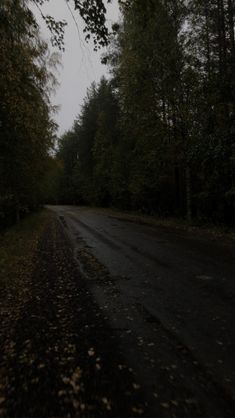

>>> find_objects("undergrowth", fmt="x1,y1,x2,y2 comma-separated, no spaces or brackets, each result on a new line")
0,210,52,290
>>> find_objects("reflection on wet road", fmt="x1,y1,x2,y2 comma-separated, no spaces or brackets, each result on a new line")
49,205,235,416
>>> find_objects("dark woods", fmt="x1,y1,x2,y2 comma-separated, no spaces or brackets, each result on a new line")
0,0,57,228
0,0,109,229
1,0,234,227
54,0,235,225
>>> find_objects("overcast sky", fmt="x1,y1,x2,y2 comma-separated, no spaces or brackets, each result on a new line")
33,0,120,136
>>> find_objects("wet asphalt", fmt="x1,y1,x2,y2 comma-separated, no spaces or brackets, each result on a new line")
0,206,234,417
46,205,235,417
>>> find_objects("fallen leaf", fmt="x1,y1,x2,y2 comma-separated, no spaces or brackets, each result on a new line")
101,397,112,410
38,363,45,369
185,398,196,405
161,402,170,409
171,400,179,407
58,390,66,397
132,406,144,415
88,348,95,356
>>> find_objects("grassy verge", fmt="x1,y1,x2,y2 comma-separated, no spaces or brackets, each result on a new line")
0,209,52,290
92,207,235,243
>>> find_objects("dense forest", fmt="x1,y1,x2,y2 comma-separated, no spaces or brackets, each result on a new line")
53,0,235,225
1,0,234,227
0,0,109,228
0,0,58,228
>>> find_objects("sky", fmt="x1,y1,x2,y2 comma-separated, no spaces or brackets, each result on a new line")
33,0,120,136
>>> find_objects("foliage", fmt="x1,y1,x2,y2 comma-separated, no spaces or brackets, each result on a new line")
33,0,112,50
0,0,57,227
0,209,51,291
45,0,235,225
56,78,119,206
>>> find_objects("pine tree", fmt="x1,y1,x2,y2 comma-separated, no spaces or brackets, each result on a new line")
0,0,57,225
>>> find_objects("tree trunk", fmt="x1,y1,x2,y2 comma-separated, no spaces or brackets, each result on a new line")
186,166,192,224
217,0,224,78
205,3,211,80
219,0,227,69
15,196,20,225
228,0,235,56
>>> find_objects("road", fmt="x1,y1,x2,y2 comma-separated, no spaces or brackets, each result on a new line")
47,205,235,417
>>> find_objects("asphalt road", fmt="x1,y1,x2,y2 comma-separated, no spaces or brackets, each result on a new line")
47,205,235,417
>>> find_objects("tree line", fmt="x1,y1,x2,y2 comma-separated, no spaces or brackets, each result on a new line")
53,0,234,225
1,0,234,226
0,0,111,228
0,0,58,227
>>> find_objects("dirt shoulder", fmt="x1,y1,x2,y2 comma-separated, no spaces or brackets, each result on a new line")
86,206,235,244
0,212,146,418
0,210,52,342
1,209,234,417
0,210,52,292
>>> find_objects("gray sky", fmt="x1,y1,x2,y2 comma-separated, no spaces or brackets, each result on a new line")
33,0,120,136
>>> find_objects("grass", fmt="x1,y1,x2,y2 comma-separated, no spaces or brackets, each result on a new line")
92,206,235,243
0,209,52,290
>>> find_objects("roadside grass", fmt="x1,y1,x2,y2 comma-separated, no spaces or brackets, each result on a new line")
92,207,235,243
0,209,52,290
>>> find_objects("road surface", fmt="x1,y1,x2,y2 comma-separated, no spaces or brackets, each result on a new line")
46,205,235,417
1,205,234,417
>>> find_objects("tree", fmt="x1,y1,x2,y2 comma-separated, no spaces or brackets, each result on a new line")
31,0,112,50
50,0,234,225
185,0,235,222
56,78,119,205
106,0,187,214
0,0,57,226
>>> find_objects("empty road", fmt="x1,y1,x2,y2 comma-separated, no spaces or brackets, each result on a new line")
47,205,235,417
